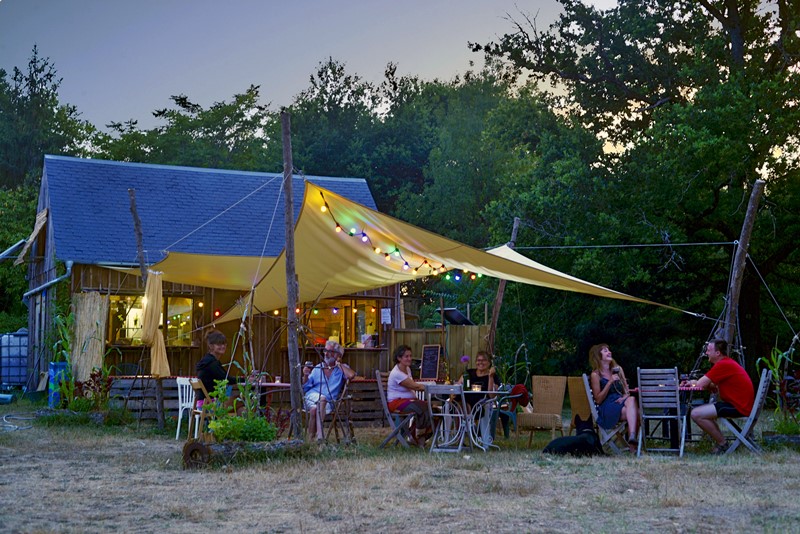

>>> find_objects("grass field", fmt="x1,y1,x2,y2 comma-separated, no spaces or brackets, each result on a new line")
2,402,799,533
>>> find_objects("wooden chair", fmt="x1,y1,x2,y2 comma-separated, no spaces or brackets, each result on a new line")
517,375,566,447
426,383,471,453
583,373,627,454
567,376,592,435
636,367,686,457
721,368,771,455
187,378,213,444
324,380,355,444
375,370,413,448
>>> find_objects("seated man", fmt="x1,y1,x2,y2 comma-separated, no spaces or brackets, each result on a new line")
303,341,355,442
688,339,754,454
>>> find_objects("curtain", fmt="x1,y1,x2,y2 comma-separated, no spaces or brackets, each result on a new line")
142,271,170,377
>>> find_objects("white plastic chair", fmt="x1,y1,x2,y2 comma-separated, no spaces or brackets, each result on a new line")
175,377,197,440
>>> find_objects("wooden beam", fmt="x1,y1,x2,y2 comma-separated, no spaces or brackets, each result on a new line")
722,179,765,356
281,111,303,440
487,217,520,355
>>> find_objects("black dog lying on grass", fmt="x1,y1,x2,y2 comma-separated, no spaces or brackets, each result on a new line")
542,414,605,457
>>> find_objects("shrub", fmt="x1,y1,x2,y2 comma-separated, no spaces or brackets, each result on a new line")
208,416,277,442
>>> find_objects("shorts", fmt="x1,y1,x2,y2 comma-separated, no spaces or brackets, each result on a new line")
304,391,333,414
715,401,744,418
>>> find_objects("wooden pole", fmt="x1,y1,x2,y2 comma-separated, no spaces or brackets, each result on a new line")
281,111,303,439
722,179,765,355
128,189,164,429
127,189,148,285
487,217,521,355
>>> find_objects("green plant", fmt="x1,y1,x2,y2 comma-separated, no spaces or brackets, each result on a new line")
52,313,74,363
57,369,77,408
757,346,798,434
494,343,531,387
67,396,94,412
208,415,277,442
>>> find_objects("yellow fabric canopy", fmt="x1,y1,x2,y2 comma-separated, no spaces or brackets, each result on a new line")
144,181,686,323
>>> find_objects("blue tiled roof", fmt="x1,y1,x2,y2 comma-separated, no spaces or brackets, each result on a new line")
42,155,378,265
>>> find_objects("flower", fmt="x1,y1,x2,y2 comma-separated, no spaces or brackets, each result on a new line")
460,355,471,374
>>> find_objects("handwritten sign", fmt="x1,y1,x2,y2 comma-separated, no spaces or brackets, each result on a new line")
420,344,441,380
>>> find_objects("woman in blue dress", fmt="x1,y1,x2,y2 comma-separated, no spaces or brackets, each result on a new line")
589,343,638,451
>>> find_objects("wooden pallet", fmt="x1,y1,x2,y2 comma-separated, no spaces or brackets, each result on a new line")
109,377,178,420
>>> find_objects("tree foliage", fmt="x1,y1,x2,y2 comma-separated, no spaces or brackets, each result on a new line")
473,0,800,370
93,85,276,172
0,46,93,189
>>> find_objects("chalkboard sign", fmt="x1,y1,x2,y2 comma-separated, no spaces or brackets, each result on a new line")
420,345,441,380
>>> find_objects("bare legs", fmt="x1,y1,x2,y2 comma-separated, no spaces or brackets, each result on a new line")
691,403,726,445
307,397,328,441
620,396,639,451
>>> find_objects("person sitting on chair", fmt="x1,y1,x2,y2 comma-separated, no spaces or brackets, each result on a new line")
589,343,639,452
457,350,498,406
303,340,355,442
196,330,237,406
687,339,754,454
387,345,432,447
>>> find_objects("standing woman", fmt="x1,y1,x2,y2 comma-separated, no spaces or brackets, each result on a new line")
589,343,639,451
387,345,432,447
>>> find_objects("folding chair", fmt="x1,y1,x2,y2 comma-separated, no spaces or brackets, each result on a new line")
518,375,566,447
426,383,471,453
375,370,413,448
636,368,686,457
325,380,355,444
567,376,592,435
583,373,628,454
721,368,771,455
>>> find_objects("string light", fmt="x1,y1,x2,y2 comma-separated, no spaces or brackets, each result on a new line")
319,190,468,278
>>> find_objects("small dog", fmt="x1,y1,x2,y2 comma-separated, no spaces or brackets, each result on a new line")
542,414,604,456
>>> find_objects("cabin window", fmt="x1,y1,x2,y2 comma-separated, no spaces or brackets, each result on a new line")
288,298,381,347
108,295,196,346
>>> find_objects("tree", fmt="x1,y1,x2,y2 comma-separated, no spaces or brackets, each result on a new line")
0,185,37,332
0,46,93,189
474,0,800,368
282,58,380,180
396,68,514,247
94,85,276,171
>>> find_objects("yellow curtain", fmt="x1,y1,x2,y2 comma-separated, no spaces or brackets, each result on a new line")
142,271,170,377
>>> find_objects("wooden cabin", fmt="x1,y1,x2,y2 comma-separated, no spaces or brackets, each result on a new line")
19,156,401,384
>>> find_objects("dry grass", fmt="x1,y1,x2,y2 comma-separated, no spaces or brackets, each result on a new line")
2,405,800,533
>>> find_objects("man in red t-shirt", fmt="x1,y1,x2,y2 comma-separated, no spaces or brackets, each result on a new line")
689,339,755,454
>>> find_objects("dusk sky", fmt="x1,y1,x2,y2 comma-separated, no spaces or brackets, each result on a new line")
0,1,616,130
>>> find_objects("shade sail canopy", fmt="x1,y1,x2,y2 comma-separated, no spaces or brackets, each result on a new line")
145,182,685,323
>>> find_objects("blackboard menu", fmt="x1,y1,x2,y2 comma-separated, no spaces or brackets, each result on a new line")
420,344,441,380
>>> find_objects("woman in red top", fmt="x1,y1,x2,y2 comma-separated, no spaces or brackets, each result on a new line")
689,339,754,454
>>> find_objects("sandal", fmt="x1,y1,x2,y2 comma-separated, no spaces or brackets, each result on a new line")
711,441,729,455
